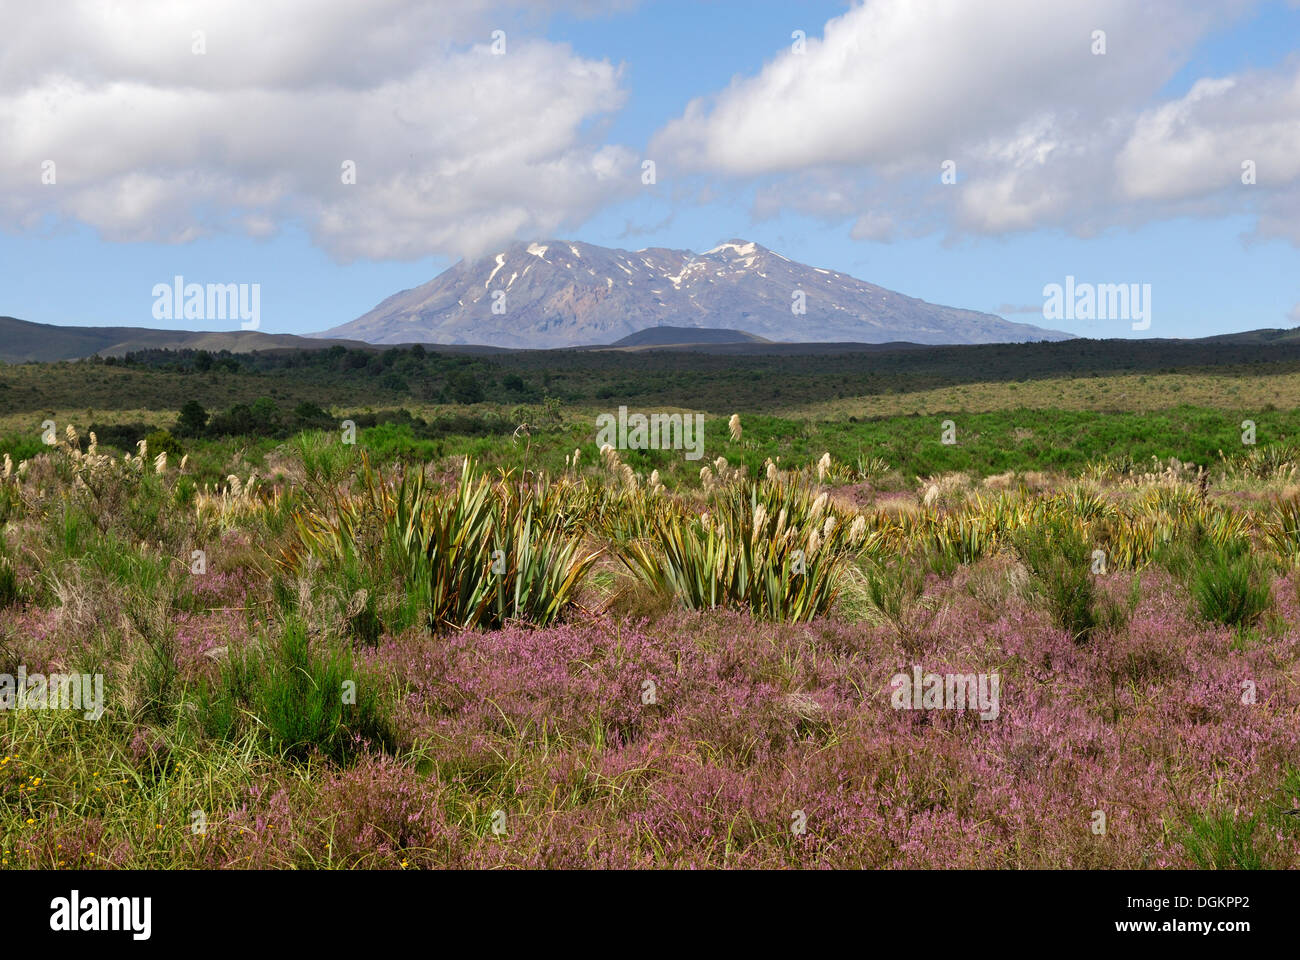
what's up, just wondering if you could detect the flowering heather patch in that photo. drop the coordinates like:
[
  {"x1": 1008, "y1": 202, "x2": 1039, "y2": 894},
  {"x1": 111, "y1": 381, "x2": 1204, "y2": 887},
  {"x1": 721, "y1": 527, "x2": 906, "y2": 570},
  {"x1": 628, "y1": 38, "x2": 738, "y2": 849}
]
[
  {"x1": 1, "y1": 434, "x2": 1299, "y2": 869},
  {"x1": 0, "y1": 607, "x2": 61, "y2": 672},
  {"x1": 7, "y1": 576, "x2": 1295, "y2": 869},
  {"x1": 172, "y1": 609, "x2": 251, "y2": 679},
  {"x1": 186, "y1": 563, "x2": 262, "y2": 610}
]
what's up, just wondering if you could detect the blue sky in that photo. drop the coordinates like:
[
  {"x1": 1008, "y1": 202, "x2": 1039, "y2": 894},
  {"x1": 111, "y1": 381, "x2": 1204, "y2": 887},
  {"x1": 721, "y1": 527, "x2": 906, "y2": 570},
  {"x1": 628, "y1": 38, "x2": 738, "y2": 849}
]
[{"x1": 1, "y1": 0, "x2": 1298, "y2": 340}]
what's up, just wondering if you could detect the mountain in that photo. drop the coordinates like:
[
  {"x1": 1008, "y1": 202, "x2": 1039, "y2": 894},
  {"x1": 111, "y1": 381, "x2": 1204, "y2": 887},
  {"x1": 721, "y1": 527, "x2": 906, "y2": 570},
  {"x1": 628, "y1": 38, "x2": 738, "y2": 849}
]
[
  {"x1": 1198, "y1": 327, "x2": 1300, "y2": 345},
  {"x1": 0, "y1": 316, "x2": 369, "y2": 363},
  {"x1": 315, "y1": 239, "x2": 1074, "y2": 348},
  {"x1": 606, "y1": 325, "x2": 771, "y2": 348}
]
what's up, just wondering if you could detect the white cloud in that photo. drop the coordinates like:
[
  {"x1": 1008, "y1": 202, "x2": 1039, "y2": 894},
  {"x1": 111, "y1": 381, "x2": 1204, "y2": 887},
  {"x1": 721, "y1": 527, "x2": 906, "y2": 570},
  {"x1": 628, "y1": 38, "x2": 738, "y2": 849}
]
[
  {"x1": 652, "y1": 0, "x2": 1221, "y2": 175},
  {"x1": 1116, "y1": 66, "x2": 1300, "y2": 242},
  {"x1": 650, "y1": 0, "x2": 1300, "y2": 243},
  {"x1": 849, "y1": 211, "x2": 896, "y2": 243},
  {"x1": 0, "y1": 0, "x2": 639, "y2": 260},
  {"x1": 1118, "y1": 72, "x2": 1300, "y2": 200}
]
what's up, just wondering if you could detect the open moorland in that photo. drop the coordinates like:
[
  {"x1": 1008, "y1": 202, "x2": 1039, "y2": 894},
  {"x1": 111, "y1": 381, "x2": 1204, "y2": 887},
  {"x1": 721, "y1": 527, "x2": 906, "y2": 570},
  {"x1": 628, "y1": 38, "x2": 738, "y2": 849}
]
[{"x1": 2, "y1": 339, "x2": 1299, "y2": 868}]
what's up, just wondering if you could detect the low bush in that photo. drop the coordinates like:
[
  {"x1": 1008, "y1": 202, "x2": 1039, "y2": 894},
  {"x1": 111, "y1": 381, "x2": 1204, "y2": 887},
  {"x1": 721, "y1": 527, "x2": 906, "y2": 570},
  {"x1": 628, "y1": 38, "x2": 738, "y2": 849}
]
[
  {"x1": 194, "y1": 617, "x2": 395, "y2": 763},
  {"x1": 1190, "y1": 540, "x2": 1271, "y2": 629},
  {"x1": 1011, "y1": 519, "x2": 1099, "y2": 641}
]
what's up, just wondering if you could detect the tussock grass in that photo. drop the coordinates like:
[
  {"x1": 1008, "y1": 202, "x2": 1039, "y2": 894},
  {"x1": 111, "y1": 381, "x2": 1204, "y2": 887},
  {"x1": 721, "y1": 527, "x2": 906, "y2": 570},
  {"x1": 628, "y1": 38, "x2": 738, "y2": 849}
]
[{"x1": 2, "y1": 414, "x2": 1300, "y2": 869}]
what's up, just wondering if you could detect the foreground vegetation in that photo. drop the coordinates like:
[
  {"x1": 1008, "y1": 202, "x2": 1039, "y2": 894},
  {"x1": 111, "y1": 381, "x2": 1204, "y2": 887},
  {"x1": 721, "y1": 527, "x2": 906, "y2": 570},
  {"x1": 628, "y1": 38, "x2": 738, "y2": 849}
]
[{"x1": 2, "y1": 405, "x2": 1299, "y2": 868}]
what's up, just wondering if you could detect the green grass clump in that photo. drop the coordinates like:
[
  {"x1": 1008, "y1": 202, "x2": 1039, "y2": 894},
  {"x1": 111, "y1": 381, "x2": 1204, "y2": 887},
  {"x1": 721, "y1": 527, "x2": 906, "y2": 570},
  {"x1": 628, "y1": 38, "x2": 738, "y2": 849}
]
[
  {"x1": 1189, "y1": 541, "x2": 1271, "y2": 630},
  {"x1": 620, "y1": 477, "x2": 861, "y2": 621},
  {"x1": 1011, "y1": 519, "x2": 1099, "y2": 642},
  {"x1": 288, "y1": 456, "x2": 599, "y2": 635},
  {"x1": 1180, "y1": 810, "x2": 1262, "y2": 870},
  {"x1": 0, "y1": 555, "x2": 18, "y2": 608},
  {"x1": 194, "y1": 617, "x2": 395, "y2": 763}
]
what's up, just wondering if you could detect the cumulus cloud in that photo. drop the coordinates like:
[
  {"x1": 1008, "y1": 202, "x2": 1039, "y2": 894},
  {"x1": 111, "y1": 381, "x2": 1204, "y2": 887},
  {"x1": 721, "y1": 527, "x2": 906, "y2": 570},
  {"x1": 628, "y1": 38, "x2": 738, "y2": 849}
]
[
  {"x1": 652, "y1": 0, "x2": 1218, "y2": 172},
  {"x1": 1115, "y1": 65, "x2": 1300, "y2": 243},
  {"x1": 650, "y1": 0, "x2": 1300, "y2": 243},
  {"x1": 0, "y1": 0, "x2": 639, "y2": 260}
]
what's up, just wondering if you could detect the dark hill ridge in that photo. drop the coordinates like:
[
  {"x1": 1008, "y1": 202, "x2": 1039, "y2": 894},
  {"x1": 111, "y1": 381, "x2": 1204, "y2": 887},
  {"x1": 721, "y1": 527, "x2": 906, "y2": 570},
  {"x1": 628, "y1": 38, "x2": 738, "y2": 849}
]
[
  {"x1": 608, "y1": 325, "x2": 771, "y2": 347},
  {"x1": 314, "y1": 238, "x2": 1074, "y2": 348},
  {"x1": 7, "y1": 312, "x2": 1299, "y2": 364},
  {"x1": 0, "y1": 316, "x2": 368, "y2": 363}
]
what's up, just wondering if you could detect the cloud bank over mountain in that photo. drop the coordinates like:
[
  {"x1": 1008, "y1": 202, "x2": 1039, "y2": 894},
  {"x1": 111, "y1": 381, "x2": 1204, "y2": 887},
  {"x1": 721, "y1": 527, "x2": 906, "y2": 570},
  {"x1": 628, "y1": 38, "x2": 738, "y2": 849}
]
[
  {"x1": 1, "y1": 0, "x2": 1296, "y2": 272},
  {"x1": 0, "y1": 0, "x2": 637, "y2": 261}
]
